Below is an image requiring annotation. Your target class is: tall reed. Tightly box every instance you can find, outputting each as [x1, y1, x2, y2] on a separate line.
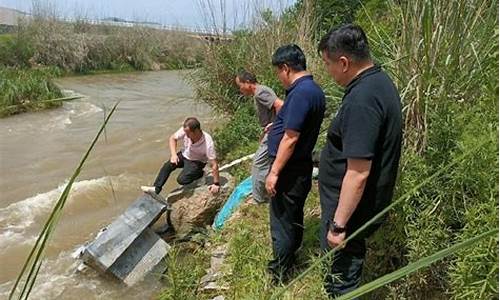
[9, 102, 119, 300]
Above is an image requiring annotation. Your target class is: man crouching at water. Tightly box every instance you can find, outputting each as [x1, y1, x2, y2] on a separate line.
[141, 117, 221, 195]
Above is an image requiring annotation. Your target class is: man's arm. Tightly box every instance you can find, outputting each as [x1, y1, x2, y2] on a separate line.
[273, 98, 284, 113]
[265, 129, 300, 195]
[169, 134, 180, 164]
[208, 159, 220, 194]
[334, 158, 371, 226]
[327, 158, 371, 248]
[211, 159, 220, 184]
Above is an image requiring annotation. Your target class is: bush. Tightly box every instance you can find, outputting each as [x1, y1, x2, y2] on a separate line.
[187, 1, 330, 114]
[0, 67, 63, 116]
[356, 0, 499, 298]
[0, 17, 205, 73]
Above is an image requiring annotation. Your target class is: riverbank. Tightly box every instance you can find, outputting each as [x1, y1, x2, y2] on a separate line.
[0, 13, 205, 117]
[158, 0, 498, 299]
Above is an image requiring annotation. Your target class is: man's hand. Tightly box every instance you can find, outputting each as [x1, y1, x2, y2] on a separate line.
[170, 154, 179, 165]
[264, 122, 273, 133]
[208, 184, 220, 194]
[327, 230, 346, 249]
[265, 171, 278, 196]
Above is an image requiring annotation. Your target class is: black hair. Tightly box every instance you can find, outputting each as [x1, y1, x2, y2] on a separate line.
[318, 24, 371, 61]
[183, 117, 201, 131]
[271, 44, 307, 71]
[236, 70, 258, 84]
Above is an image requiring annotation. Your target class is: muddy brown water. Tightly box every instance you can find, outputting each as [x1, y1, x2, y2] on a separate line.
[0, 70, 217, 299]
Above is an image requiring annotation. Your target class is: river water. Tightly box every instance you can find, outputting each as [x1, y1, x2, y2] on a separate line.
[0, 70, 216, 299]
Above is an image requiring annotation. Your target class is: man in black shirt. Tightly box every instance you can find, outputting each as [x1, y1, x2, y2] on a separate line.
[317, 24, 402, 297]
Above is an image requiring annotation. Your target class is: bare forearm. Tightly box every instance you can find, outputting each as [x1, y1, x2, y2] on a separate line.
[211, 161, 220, 183]
[270, 134, 297, 175]
[169, 136, 177, 155]
[273, 98, 284, 113]
[334, 172, 368, 226]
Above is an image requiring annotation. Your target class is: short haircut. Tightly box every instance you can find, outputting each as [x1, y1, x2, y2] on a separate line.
[318, 24, 371, 62]
[271, 44, 307, 71]
[236, 70, 258, 84]
[183, 117, 201, 131]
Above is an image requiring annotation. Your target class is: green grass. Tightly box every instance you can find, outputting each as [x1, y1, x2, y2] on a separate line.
[158, 245, 210, 300]
[0, 67, 63, 117]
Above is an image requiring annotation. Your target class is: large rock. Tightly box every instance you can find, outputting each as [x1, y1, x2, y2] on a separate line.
[168, 172, 234, 235]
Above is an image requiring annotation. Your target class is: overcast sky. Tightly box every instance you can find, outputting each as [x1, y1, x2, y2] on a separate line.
[0, 0, 296, 30]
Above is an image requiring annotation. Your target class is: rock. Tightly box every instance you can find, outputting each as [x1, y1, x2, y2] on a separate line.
[168, 172, 234, 236]
[200, 244, 228, 291]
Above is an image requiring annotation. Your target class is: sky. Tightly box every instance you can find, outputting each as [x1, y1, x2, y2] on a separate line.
[0, 0, 296, 30]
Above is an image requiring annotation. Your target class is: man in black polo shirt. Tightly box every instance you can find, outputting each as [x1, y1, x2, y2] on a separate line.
[265, 44, 325, 280]
[317, 24, 402, 297]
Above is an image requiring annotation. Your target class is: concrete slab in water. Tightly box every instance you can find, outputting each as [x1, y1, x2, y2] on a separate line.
[82, 193, 168, 272]
[108, 227, 170, 286]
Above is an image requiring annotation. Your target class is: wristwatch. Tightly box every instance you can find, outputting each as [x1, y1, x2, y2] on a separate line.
[329, 221, 346, 234]
[213, 182, 220, 186]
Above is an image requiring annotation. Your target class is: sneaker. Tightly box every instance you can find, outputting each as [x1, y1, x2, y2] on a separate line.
[141, 186, 157, 194]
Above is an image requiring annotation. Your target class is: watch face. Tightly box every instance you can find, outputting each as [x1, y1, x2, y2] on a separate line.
[329, 221, 346, 233]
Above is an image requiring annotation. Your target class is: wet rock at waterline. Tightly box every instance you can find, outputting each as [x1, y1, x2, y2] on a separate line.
[168, 172, 234, 236]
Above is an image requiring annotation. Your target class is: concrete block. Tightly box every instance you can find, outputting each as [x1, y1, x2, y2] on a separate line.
[108, 227, 170, 286]
[82, 193, 167, 274]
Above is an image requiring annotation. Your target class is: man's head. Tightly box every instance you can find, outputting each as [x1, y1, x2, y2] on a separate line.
[183, 117, 202, 141]
[272, 44, 307, 88]
[318, 24, 372, 87]
[235, 70, 258, 96]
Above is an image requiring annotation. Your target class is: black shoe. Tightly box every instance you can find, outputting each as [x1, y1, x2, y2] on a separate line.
[155, 223, 173, 235]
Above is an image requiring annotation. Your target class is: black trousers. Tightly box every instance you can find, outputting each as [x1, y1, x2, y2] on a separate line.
[268, 160, 312, 280]
[153, 151, 206, 194]
[319, 185, 380, 299]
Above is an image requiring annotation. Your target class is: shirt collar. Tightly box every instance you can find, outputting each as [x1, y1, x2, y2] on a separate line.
[286, 74, 313, 95]
[345, 65, 381, 94]
[189, 131, 205, 145]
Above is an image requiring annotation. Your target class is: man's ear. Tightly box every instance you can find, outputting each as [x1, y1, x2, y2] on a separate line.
[280, 64, 290, 76]
[340, 56, 349, 73]
[285, 65, 292, 75]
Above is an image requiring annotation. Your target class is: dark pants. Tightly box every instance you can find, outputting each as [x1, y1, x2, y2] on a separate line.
[268, 160, 312, 280]
[319, 185, 380, 299]
[153, 152, 206, 194]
